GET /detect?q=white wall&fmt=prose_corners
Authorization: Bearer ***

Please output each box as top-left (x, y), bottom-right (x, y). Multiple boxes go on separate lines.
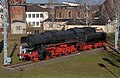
top-left (43, 22), bottom-right (66, 30)
top-left (43, 22), bottom-right (114, 33)
top-left (11, 22), bottom-right (26, 34)
top-left (65, 25), bottom-right (114, 33)
top-left (26, 12), bottom-right (48, 27)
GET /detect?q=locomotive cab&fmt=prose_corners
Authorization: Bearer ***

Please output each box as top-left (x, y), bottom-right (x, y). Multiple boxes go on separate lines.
top-left (19, 45), bottom-right (34, 59)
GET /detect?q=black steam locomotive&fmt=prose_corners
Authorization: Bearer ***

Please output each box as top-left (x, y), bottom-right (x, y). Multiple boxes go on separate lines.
top-left (19, 27), bottom-right (106, 61)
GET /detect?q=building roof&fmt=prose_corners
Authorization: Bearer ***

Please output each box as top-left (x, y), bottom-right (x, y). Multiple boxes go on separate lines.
top-left (12, 20), bottom-right (26, 23)
top-left (43, 19), bottom-right (84, 25)
top-left (91, 11), bottom-right (108, 25)
top-left (92, 18), bottom-right (107, 25)
top-left (26, 4), bottom-right (49, 12)
top-left (66, 19), bottom-right (85, 25)
top-left (43, 19), bottom-right (70, 22)
top-left (43, 18), bottom-right (108, 25)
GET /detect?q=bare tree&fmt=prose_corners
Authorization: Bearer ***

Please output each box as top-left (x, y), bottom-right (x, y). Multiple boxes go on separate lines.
top-left (112, 0), bottom-right (120, 19)
top-left (100, 0), bottom-right (120, 20)
top-left (75, 0), bottom-right (101, 26)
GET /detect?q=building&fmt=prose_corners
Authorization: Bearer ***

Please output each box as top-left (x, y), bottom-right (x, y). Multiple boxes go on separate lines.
top-left (26, 4), bottom-right (49, 34)
top-left (42, 2), bottom-right (115, 33)
top-left (54, 4), bottom-right (99, 20)
top-left (42, 19), bottom-right (69, 30)
top-left (43, 11), bottom-right (114, 33)
top-left (44, 2), bottom-right (100, 29)
top-left (8, 0), bottom-right (26, 23)
top-left (43, 18), bottom-right (113, 33)
top-left (11, 20), bottom-right (26, 34)
top-left (8, 0), bottom-right (26, 34)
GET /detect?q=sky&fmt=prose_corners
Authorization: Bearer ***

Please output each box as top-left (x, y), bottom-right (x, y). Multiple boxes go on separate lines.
top-left (1, 0), bottom-right (105, 4)
top-left (27, 0), bottom-right (67, 3)
top-left (27, 0), bottom-right (105, 4)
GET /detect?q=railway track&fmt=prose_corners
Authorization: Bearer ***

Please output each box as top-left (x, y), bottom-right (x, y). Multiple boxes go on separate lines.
top-left (104, 41), bottom-right (120, 53)
top-left (3, 48), bottom-right (104, 70)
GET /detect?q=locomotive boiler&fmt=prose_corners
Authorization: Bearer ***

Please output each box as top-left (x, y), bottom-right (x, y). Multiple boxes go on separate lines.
top-left (19, 27), bottom-right (106, 61)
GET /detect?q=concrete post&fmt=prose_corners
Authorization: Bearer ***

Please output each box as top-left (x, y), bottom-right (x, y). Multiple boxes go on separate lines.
top-left (114, 17), bottom-right (119, 51)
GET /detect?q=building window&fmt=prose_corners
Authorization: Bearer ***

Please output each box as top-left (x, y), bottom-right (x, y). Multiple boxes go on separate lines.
top-left (16, 26), bottom-right (21, 30)
top-left (57, 24), bottom-right (61, 28)
top-left (35, 30), bottom-right (39, 34)
top-left (32, 14), bottom-right (35, 18)
top-left (32, 22), bottom-right (35, 26)
top-left (28, 22), bottom-right (32, 26)
top-left (40, 14), bottom-right (43, 17)
top-left (36, 14), bottom-right (39, 18)
top-left (36, 22), bottom-right (39, 26)
top-left (26, 14), bottom-right (27, 18)
top-left (49, 23), bottom-right (53, 28)
top-left (78, 11), bottom-right (80, 18)
top-left (59, 12), bottom-right (61, 18)
top-left (28, 14), bottom-right (31, 18)
top-left (68, 11), bottom-right (71, 18)
top-left (94, 17), bottom-right (99, 20)
top-left (23, 29), bottom-right (26, 34)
